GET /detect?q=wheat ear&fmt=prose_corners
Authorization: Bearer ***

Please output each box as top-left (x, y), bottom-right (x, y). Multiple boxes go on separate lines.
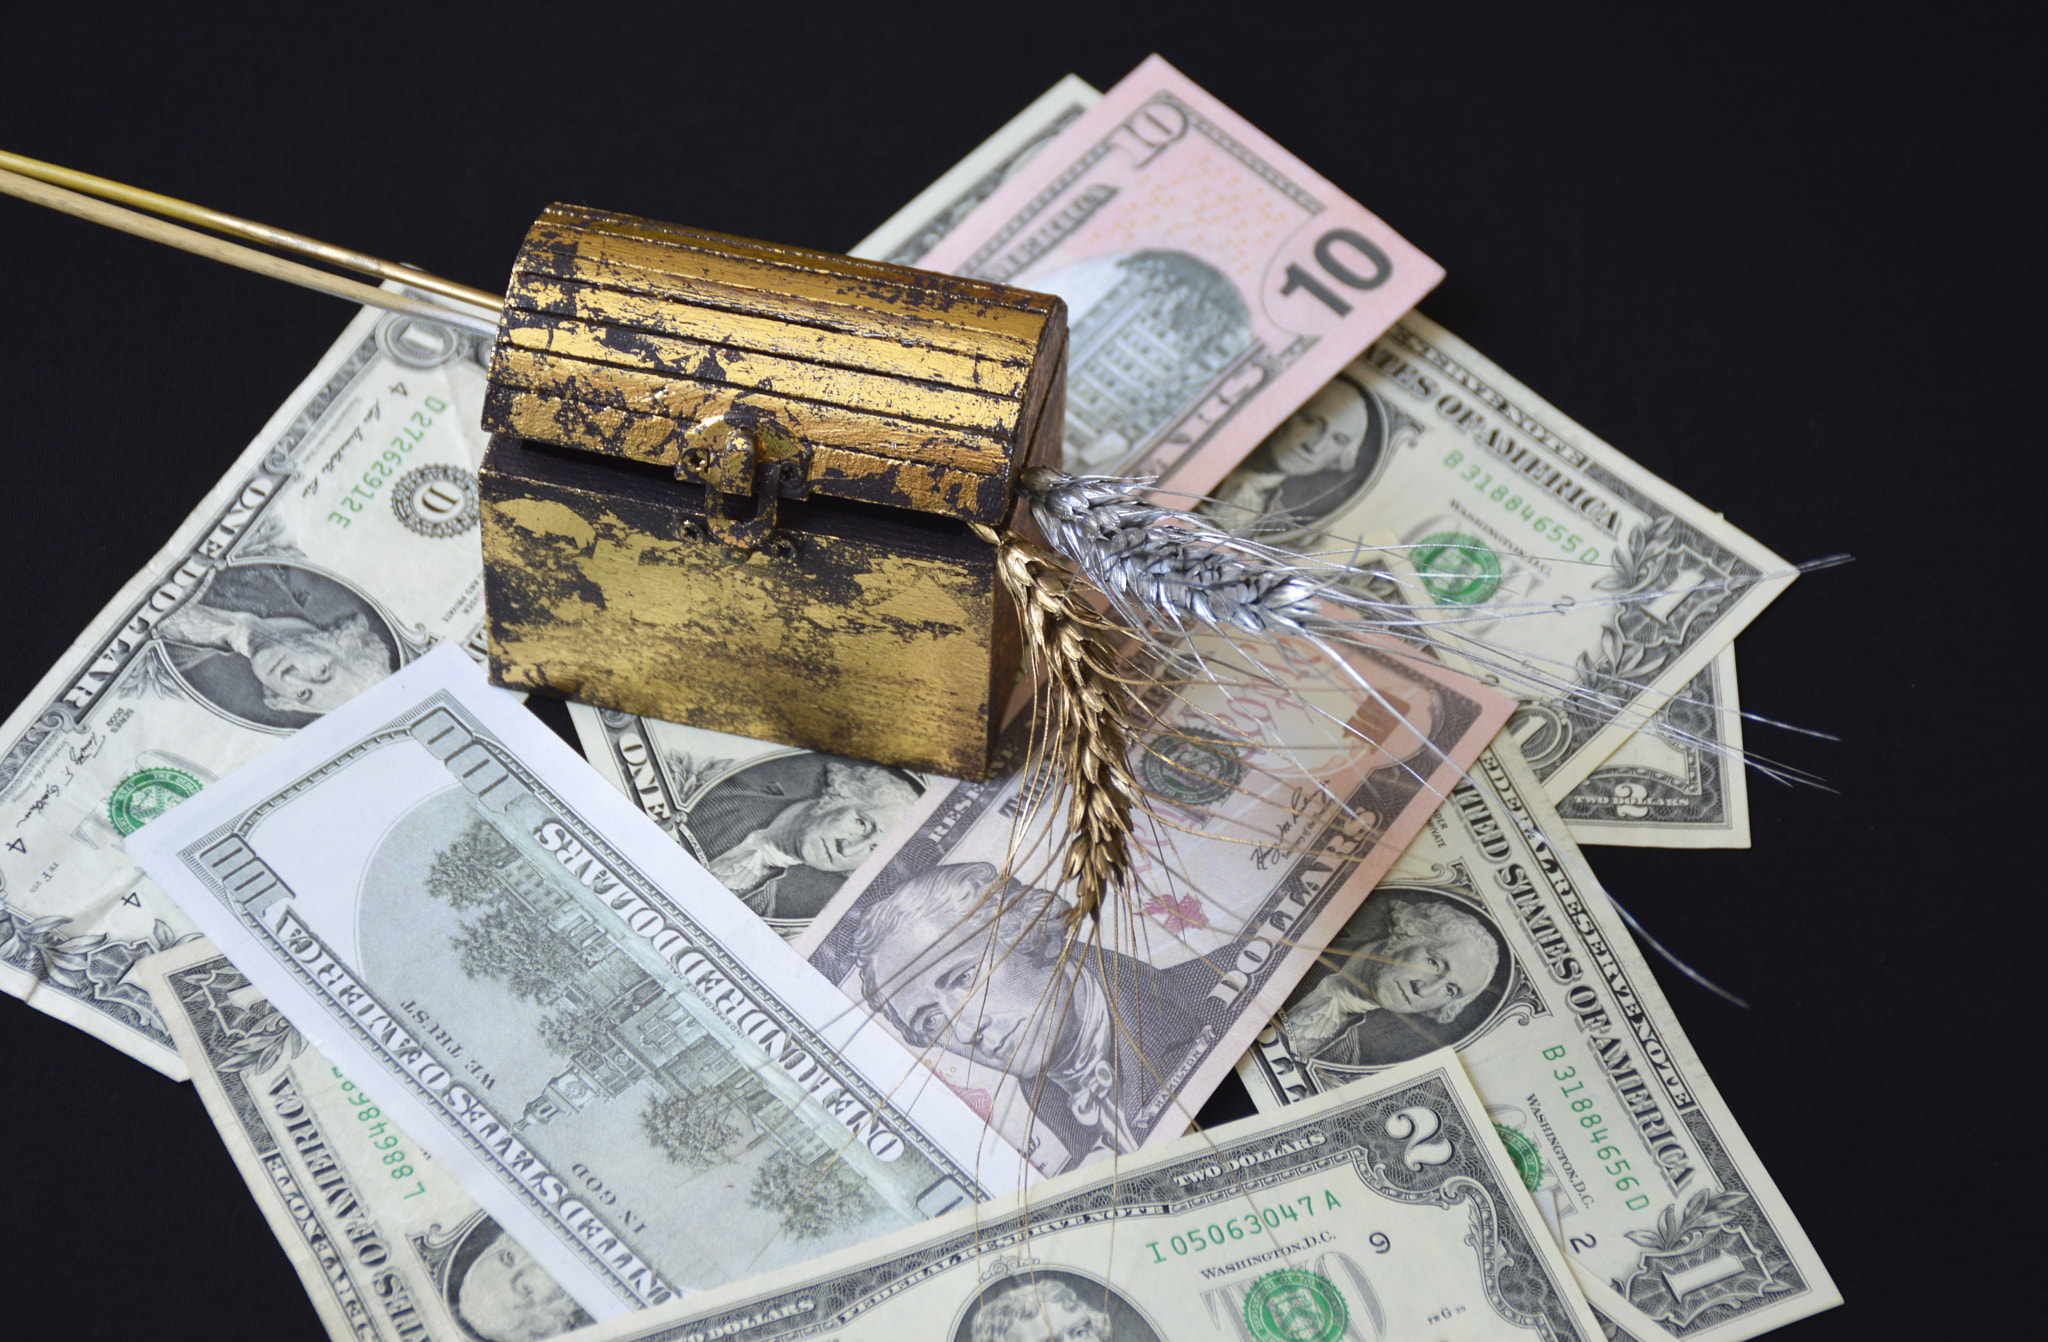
top-left (975, 523), bottom-right (1137, 924)
top-left (1021, 467), bottom-right (1329, 640)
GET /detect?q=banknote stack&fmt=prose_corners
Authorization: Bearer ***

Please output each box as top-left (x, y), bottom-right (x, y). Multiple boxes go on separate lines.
top-left (2, 55), bottom-right (1839, 1342)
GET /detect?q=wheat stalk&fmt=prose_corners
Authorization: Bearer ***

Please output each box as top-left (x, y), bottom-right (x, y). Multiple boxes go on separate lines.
top-left (976, 522), bottom-right (1138, 924)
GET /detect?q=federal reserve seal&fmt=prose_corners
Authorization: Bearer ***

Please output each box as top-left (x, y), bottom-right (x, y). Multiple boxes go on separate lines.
top-left (391, 464), bottom-right (480, 538)
top-left (108, 767), bottom-right (202, 835)
top-left (1244, 1269), bottom-right (1348, 1342)
top-left (1140, 726), bottom-right (1246, 806)
top-left (1411, 532), bottom-right (1503, 606)
top-left (1494, 1122), bottom-right (1544, 1192)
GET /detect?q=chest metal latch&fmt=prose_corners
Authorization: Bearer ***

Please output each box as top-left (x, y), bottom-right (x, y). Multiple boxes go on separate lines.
top-left (678, 418), bottom-right (810, 556)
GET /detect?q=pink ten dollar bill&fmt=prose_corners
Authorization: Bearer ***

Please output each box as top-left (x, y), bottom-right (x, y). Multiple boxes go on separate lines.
top-left (917, 55), bottom-right (1443, 499)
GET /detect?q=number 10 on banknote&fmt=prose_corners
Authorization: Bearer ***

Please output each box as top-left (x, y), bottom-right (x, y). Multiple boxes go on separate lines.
top-left (915, 55), bottom-right (1443, 500)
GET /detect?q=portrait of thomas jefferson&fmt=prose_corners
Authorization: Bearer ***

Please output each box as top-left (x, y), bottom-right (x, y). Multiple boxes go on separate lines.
top-left (688, 754), bottom-right (921, 926)
top-left (844, 862), bottom-right (1212, 1173)
top-left (1203, 372), bottom-right (1388, 537)
top-left (1281, 887), bottom-right (1509, 1069)
top-left (957, 1273), bottom-right (1160, 1342)
top-left (442, 1219), bottom-right (591, 1342)
top-left (154, 562), bottom-right (400, 728)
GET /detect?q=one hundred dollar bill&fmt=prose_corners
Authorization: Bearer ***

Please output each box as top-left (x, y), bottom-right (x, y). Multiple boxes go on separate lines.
top-left (540, 1048), bottom-right (1609, 1342)
top-left (137, 937), bottom-right (593, 1342)
top-left (1559, 646), bottom-right (1750, 848)
top-left (1237, 737), bottom-right (1838, 1341)
top-left (127, 645), bottom-right (1028, 1320)
top-left (0, 298), bottom-right (497, 1077)
top-left (915, 55), bottom-right (1442, 499)
top-left (795, 639), bottom-right (1513, 1178)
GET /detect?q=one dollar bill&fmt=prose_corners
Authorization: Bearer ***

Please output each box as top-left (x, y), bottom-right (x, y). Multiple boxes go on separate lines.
top-left (545, 1048), bottom-right (1608, 1342)
top-left (0, 298), bottom-right (497, 1077)
top-left (1237, 736), bottom-right (1838, 1341)
top-left (1201, 310), bottom-right (1793, 800)
top-left (138, 937), bottom-right (593, 1342)
top-left (128, 644), bottom-right (1028, 1320)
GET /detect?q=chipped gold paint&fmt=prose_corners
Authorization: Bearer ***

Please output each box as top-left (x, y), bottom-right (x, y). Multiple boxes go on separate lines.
top-left (527, 243), bottom-right (1047, 363)
top-left (505, 279), bottom-right (1031, 398)
top-left (484, 208), bottom-right (1064, 525)
top-left (503, 318), bottom-right (1023, 434)
top-left (527, 209), bottom-right (1054, 336)
top-left (479, 207), bottom-right (1060, 775)
top-left (490, 385), bottom-right (1012, 521)
top-left (489, 348), bottom-right (1016, 472)
top-left (481, 473), bottom-right (1011, 778)
top-left (493, 497), bottom-right (596, 548)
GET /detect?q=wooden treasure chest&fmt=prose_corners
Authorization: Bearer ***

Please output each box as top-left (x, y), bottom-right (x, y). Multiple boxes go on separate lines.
top-left (477, 205), bottom-right (1067, 781)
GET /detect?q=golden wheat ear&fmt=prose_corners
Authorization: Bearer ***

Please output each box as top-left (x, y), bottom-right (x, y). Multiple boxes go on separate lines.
top-left (973, 522), bottom-right (1138, 924)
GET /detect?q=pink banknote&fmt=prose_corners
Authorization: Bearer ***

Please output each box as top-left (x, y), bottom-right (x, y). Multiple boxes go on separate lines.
top-left (917, 55), bottom-right (1443, 501)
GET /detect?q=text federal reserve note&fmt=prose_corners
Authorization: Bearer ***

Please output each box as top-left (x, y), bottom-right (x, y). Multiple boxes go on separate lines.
top-left (1238, 738), bottom-right (1838, 1341)
top-left (914, 55), bottom-right (1441, 499)
top-left (1, 298), bottom-right (495, 1077)
top-left (535, 1049), bottom-right (1607, 1342)
top-left (128, 646), bottom-right (1027, 1320)
top-left (138, 937), bottom-right (592, 1342)
top-left (798, 640), bottom-right (1512, 1178)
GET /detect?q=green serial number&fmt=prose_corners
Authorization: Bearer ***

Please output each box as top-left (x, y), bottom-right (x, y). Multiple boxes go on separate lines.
top-left (327, 395), bottom-right (450, 528)
top-left (1145, 1191), bottom-right (1381, 1262)
top-left (1543, 1045), bottom-right (1651, 1211)
top-left (332, 1066), bottom-right (427, 1199)
top-left (1440, 449), bottom-right (1602, 564)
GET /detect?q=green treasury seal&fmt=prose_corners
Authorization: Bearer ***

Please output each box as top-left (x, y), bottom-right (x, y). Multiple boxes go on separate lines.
top-left (1411, 532), bottom-right (1503, 606)
top-left (1494, 1122), bottom-right (1544, 1192)
top-left (1245, 1269), bottom-right (1347, 1342)
top-left (108, 767), bottom-right (203, 835)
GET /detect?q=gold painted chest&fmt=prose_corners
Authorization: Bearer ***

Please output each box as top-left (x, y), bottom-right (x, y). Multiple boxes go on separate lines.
top-left (478, 204), bottom-right (1067, 780)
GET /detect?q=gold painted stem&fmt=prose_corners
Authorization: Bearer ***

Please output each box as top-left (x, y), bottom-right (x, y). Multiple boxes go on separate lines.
top-left (0, 149), bottom-right (503, 313)
top-left (0, 166), bottom-right (500, 337)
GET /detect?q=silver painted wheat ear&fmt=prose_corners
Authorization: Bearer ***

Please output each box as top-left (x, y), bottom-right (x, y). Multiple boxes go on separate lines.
top-left (1019, 467), bottom-right (1335, 638)
top-left (1016, 467), bottom-right (1846, 794)
top-left (1016, 465), bottom-right (1479, 807)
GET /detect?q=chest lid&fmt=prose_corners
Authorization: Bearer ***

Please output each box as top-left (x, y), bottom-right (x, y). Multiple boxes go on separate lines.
top-left (482, 203), bottom-right (1067, 526)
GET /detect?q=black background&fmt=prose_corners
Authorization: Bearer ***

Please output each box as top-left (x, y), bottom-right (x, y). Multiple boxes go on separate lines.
top-left (0, 8), bottom-right (2025, 1340)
